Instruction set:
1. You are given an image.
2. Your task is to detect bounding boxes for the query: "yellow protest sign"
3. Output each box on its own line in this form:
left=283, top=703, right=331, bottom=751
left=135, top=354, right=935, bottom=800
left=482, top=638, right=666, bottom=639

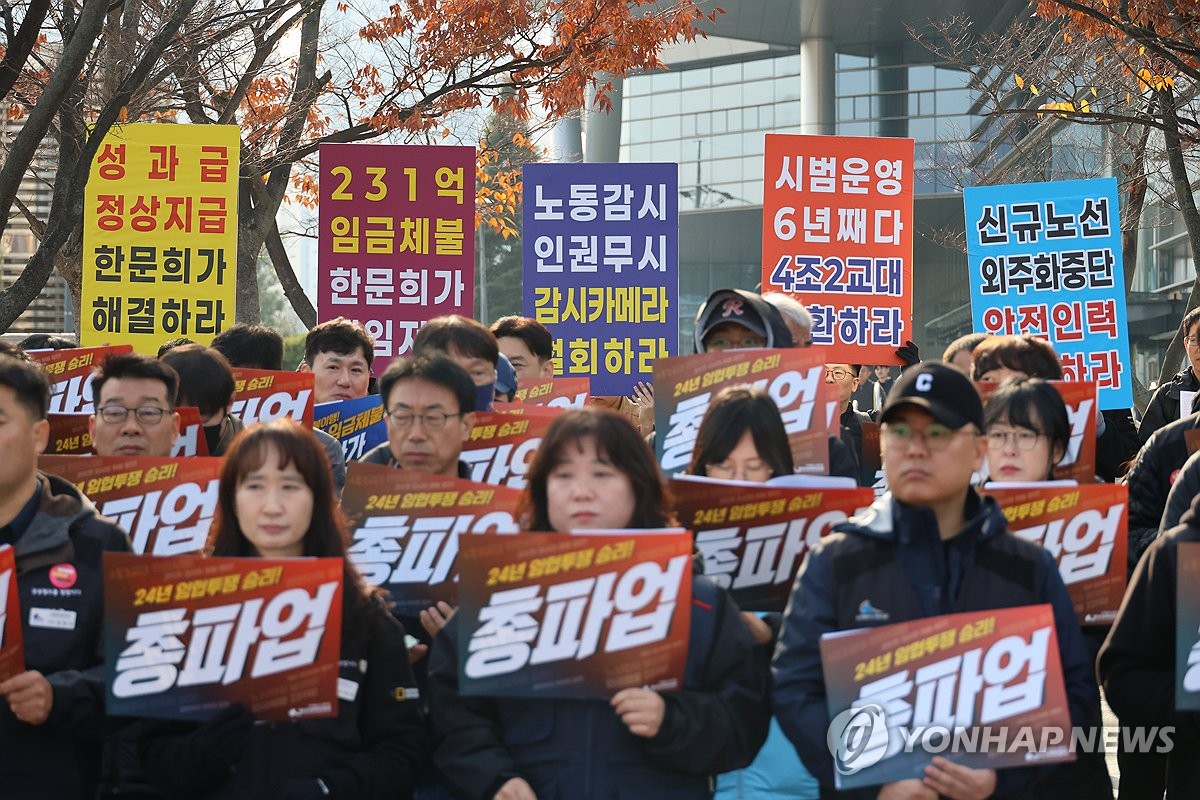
left=82, top=124, right=239, bottom=351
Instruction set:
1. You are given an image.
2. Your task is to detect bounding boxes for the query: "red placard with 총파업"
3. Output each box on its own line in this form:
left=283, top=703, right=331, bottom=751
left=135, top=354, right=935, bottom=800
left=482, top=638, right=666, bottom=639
left=41, top=455, right=222, bottom=556
left=672, top=477, right=873, bottom=611
left=230, top=369, right=315, bottom=428
left=460, top=409, right=563, bottom=490
left=986, top=483, right=1127, bottom=626
left=514, top=377, right=591, bottom=409
left=104, top=553, right=343, bottom=721
left=29, top=345, right=133, bottom=415
left=341, top=462, right=522, bottom=617
left=653, top=348, right=831, bottom=477
left=456, top=530, right=692, bottom=699
left=820, top=605, right=1074, bottom=789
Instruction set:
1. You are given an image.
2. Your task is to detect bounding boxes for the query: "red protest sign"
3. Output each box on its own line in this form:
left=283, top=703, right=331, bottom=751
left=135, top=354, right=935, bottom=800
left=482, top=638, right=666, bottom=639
left=457, top=530, right=692, bottom=698
left=231, top=369, right=314, bottom=427
left=986, top=483, right=1127, bottom=626
left=45, top=407, right=210, bottom=457
left=762, top=134, right=914, bottom=365
left=0, top=545, right=23, bottom=683
left=40, top=456, right=222, bottom=556
left=671, top=477, right=873, bottom=611
left=461, top=410, right=561, bottom=489
left=653, top=349, right=830, bottom=476
left=29, top=345, right=133, bottom=414
left=820, top=605, right=1074, bottom=789
left=104, top=553, right=343, bottom=721
left=341, top=463, right=522, bottom=617
left=514, top=377, right=591, bottom=409
left=46, top=414, right=95, bottom=456
left=977, top=380, right=1097, bottom=482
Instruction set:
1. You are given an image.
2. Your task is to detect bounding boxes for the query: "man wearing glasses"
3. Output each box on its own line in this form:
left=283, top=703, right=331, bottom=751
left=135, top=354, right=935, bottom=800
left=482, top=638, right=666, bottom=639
left=362, top=354, right=475, bottom=479
left=824, top=363, right=873, bottom=484
left=1139, top=306, right=1200, bottom=443
left=89, top=353, right=181, bottom=457
left=773, top=362, right=1099, bottom=799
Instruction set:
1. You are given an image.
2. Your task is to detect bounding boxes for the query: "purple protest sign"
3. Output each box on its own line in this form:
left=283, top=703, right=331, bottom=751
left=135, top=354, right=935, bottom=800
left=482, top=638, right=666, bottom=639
left=522, top=163, right=678, bottom=396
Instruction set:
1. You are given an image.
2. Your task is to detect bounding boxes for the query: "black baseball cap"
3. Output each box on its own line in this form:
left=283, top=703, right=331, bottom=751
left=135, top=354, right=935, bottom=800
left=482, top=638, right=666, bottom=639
left=696, top=289, right=768, bottom=343
left=880, top=361, right=983, bottom=431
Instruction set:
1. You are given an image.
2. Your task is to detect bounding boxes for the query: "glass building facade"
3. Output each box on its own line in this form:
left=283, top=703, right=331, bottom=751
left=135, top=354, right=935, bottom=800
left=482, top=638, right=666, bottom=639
left=620, top=52, right=802, bottom=211
left=608, top=2, right=1186, bottom=389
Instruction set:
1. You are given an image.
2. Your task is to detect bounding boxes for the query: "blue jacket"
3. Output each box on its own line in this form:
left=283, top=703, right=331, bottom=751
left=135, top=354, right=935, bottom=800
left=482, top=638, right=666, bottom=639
left=714, top=717, right=818, bottom=800
left=771, top=490, right=1099, bottom=799
left=428, top=577, right=770, bottom=800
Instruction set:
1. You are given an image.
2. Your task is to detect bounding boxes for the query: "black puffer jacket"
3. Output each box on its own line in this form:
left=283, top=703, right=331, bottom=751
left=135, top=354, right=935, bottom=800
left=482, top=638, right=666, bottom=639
left=1099, top=506, right=1200, bottom=799
left=1139, top=367, right=1200, bottom=445
left=1, top=474, right=132, bottom=800
left=772, top=491, right=1102, bottom=798
left=1122, top=412, right=1200, bottom=573
left=428, top=577, right=770, bottom=800
left=140, top=596, right=428, bottom=800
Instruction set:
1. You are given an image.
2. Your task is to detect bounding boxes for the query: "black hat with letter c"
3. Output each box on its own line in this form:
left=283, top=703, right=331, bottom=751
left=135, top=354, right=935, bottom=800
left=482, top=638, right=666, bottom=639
left=879, top=361, right=983, bottom=431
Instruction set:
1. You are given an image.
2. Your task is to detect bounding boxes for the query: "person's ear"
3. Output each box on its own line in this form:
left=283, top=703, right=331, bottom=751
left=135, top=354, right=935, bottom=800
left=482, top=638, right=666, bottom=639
left=460, top=412, right=476, bottom=442
left=971, top=430, right=988, bottom=471
left=32, top=418, right=49, bottom=455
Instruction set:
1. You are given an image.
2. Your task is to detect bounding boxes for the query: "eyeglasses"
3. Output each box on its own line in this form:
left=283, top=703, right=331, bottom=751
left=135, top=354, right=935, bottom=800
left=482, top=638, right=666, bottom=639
left=386, top=409, right=463, bottom=431
left=1186, top=336, right=1200, bottom=350
left=97, top=405, right=169, bottom=425
left=704, top=462, right=774, bottom=481
left=825, top=368, right=853, bottom=381
left=881, top=422, right=976, bottom=451
left=985, top=429, right=1044, bottom=451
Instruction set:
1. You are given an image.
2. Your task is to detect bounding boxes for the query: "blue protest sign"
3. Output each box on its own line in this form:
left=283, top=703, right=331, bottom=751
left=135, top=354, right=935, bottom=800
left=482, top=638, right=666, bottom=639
left=522, top=163, right=678, bottom=396
left=964, top=177, right=1131, bottom=408
left=314, top=395, right=388, bottom=462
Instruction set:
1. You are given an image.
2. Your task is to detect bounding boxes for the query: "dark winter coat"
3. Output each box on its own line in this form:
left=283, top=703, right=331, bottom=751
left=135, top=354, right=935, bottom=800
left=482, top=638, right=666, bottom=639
left=140, top=595, right=427, bottom=800
left=1138, top=367, right=1200, bottom=445
left=428, top=577, right=771, bottom=800
left=771, top=491, right=1101, bottom=799
left=1122, top=412, right=1200, bottom=573
left=1, top=474, right=133, bottom=800
left=1099, top=500, right=1200, bottom=799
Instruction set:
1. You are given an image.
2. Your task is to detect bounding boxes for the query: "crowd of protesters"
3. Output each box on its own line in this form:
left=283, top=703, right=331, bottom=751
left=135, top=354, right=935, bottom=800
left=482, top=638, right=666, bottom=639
left=0, top=285, right=1197, bottom=800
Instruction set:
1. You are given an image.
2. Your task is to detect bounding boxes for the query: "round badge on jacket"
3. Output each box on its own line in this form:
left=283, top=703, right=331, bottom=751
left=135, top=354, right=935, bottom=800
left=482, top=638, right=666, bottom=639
left=49, top=563, right=78, bottom=589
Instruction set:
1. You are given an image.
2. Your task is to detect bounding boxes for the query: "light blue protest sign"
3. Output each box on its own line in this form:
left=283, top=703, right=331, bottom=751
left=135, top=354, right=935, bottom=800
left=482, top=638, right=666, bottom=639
left=522, top=163, right=678, bottom=396
left=314, top=395, right=388, bottom=462
left=964, top=177, right=1130, bottom=408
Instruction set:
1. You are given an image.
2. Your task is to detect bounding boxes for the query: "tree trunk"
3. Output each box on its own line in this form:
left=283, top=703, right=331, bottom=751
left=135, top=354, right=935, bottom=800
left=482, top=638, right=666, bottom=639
left=235, top=0, right=325, bottom=325
left=235, top=180, right=262, bottom=324
left=265, top=218, right=315, bottom=328
left=1123, top=124, right=1150, bottom=296
left=1156, top=88, right=1200, bottom=388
